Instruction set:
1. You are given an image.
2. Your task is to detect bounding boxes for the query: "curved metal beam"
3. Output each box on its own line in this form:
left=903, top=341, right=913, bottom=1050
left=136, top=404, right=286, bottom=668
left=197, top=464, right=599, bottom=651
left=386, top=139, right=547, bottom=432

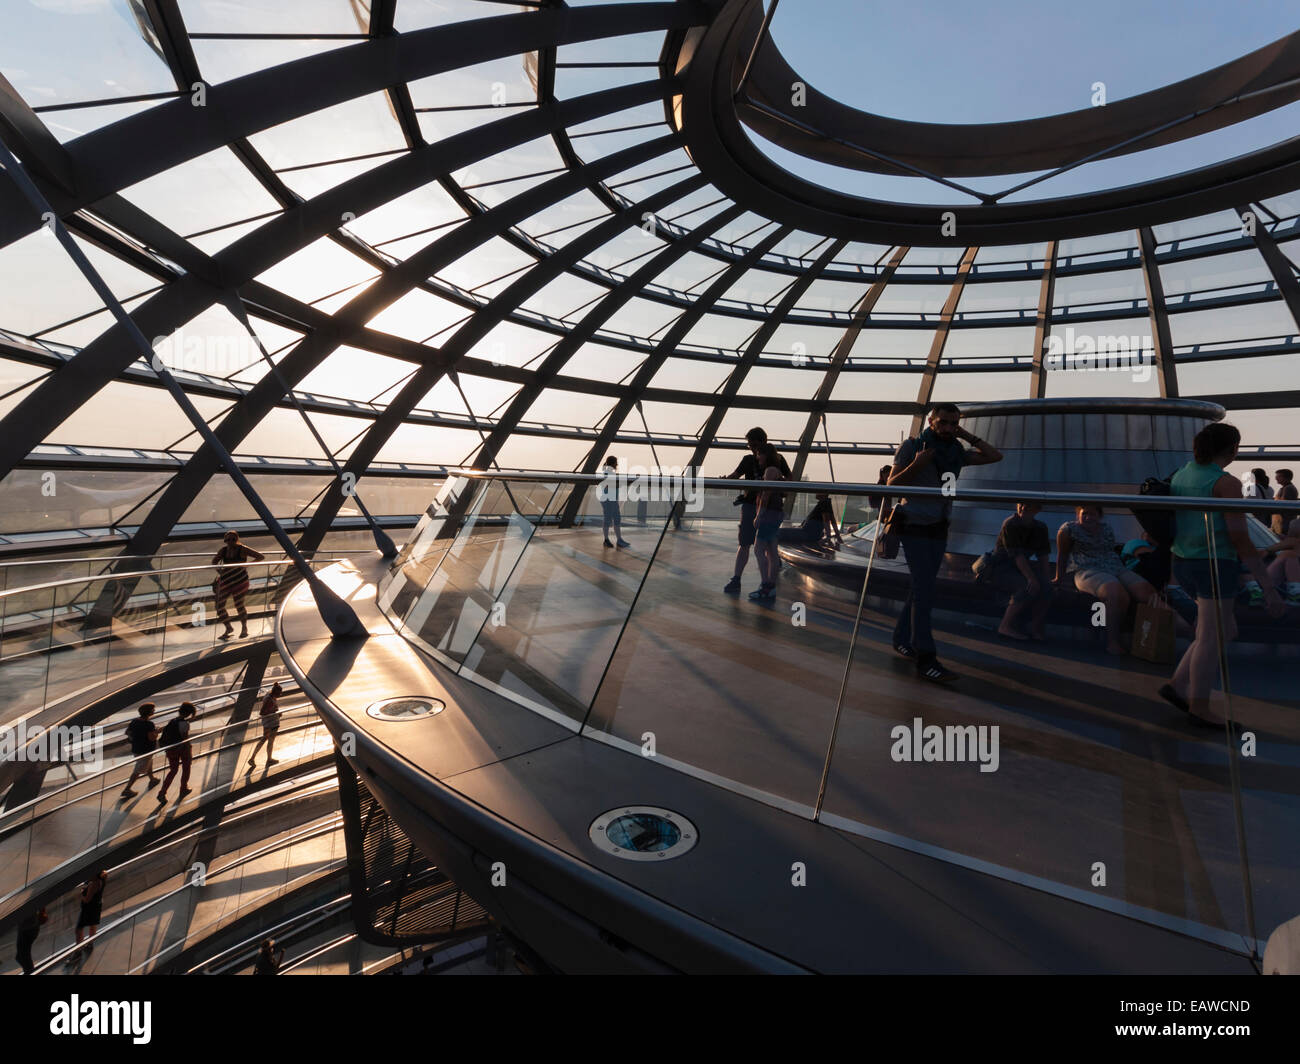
left=683, top=236, right=848, bottom=471
left=294, top=173, right=712, bottom=555
left=0, top=3, right=707, bottom=246
left=0, top=81, right=672, bottom=480
left=122, top=135, right=686, bottom=558
left=556, top=221, right=794, bottom=525
left=674, top=0, right=1300, bottom=244
left=789, top=244, right=908, bottom=480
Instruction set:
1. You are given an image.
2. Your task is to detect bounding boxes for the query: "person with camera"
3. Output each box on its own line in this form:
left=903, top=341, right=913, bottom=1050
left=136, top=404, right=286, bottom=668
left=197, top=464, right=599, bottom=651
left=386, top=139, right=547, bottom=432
left=887, top=403, right=1002, bottom=683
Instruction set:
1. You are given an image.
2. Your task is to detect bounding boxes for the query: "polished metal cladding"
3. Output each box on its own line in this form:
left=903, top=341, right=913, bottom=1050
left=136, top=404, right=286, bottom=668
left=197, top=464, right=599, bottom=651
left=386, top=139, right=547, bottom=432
left=942, top=397, right=1225, bottom=559
left=834, top=396, right=1260, bottom=572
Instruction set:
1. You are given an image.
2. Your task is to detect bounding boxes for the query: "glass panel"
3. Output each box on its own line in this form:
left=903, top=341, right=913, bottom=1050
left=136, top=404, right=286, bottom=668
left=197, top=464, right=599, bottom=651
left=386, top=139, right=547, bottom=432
left=582, top=484, right=866, bottom=815
left=389, top=479, right=549, bottom=668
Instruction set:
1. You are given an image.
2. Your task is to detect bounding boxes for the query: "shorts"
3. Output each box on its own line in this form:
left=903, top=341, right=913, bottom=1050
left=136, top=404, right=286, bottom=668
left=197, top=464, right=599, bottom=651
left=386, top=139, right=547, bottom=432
left=737, top=503, right=757, bottom=547
left=991, top=565, right=1052, bottom=605
left=1172, top=557, right=1241, bottom=601
left=755, top=511, right=783, bottom=544
left=599, top=500, right=620, bottom=518
left=1073, top=567, right=1149, bottom=597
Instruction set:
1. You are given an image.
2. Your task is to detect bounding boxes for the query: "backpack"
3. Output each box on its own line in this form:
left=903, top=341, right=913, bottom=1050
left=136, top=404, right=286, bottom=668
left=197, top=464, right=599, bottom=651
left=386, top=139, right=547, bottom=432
left=160, top=718, right=187, bottom=746
left=1134, top=475, right=1176, bottom=547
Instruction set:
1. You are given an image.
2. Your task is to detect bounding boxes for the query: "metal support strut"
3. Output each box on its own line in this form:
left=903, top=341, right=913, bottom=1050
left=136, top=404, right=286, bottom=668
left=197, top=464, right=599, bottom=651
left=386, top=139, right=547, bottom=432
left=0, top=139, right=365, bottom=638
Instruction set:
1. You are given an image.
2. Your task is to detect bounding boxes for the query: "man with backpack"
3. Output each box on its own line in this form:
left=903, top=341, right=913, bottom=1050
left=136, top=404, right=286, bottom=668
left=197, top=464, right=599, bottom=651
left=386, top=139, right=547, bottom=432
left=156, top=702, right=197, bottom=805
left=887, top=403, right=1002, bottom=683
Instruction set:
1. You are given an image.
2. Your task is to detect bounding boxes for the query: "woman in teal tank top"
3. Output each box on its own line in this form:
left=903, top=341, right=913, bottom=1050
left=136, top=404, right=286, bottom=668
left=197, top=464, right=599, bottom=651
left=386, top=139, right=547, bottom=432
left=1159, top=423, right=1284, bottom=728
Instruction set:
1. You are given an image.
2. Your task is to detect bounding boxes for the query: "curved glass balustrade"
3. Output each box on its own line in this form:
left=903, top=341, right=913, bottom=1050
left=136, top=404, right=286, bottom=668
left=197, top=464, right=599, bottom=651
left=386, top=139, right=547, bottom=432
left=0, top=552, right=364, bottom=726
left=377, top=467, right=1300, bottom=959
left=0, top=695, right=335, bottom=911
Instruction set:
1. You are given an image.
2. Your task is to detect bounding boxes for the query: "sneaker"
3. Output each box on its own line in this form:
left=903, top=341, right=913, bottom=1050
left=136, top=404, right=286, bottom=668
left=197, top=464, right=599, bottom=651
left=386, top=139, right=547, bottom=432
left=156, top=792, right=168, bottom=804
left=119, top=789, right=136, bottom=799
left=177, top=787, right=192, bottom=799
left=1285, top=586, right=1300, bottom=605
left=266, top=758, right=279, bottom=766
left=1247, top=585, right=1264, bottom=606
left=1157, top=683, right=1190, bottom=714
left=218, top=629, right=233, bottom=641
left=723, top=577, right=742, bottom=594
left=892, top=643, right=916, bottom=660
left=917, top=659, right=959, bottom=684
left=603, top=538, right=613, bottom=548
left=616, top=539, right=630, bottom=548
left=748, top=584, right=775, bottom=601
left=146, top=778, right=160, bottom=790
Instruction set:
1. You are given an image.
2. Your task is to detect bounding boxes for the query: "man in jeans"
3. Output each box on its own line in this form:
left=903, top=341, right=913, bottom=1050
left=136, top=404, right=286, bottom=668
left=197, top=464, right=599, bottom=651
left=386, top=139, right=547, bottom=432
left=888, top=403, right=1003, bottom=682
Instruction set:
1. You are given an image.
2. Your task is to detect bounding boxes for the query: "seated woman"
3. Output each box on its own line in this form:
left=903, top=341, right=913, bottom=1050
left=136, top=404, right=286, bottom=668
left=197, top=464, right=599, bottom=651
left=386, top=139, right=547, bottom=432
left=778, top=493, right=841, bottom=548
left=1055, top=504, right=1157, bottom=655
left=992, top=501, right=1053, bottom=641
left=1264, top=516, right=1300, bottom=604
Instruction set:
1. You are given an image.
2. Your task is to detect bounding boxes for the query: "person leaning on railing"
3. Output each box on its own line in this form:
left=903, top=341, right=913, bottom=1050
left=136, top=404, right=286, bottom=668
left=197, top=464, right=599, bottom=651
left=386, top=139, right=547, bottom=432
left=212, top=531, right=265, bottom=641
left=1158, top=422, right=1285, bottom=729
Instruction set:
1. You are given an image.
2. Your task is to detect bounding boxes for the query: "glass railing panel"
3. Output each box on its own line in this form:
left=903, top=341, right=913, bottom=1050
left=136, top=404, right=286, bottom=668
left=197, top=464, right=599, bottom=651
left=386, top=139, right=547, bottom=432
left=1202, top=509, right=1298, bottom=958
left=392, top=480, right=553, bottom=669
left=459, top=479, right=677, bottom=728
left=816, top=494, right=1277, bottom=953
left=582, top=484, right=870, bottom=816
left=0, top=585, right=55, bottom=723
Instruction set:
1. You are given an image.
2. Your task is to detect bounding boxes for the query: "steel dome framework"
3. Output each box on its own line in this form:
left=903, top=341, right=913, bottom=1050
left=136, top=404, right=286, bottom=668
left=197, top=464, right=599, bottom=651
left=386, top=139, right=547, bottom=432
left=0, top=0, right=1299, bottom=555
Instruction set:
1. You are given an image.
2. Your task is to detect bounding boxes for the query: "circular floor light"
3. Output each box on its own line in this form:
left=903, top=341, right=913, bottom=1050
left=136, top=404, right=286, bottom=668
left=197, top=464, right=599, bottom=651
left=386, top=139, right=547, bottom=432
left=366, top=696, right=445, bottom=721
left=589, top=806, right=698, bottom=862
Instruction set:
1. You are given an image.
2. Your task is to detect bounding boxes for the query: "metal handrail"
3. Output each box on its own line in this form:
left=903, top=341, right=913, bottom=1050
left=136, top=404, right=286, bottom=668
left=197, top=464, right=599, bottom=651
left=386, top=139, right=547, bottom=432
left=0, top=556, right=333, bottom=602
left=31, top=814, right=345, bottom=974
left=443, top=467, right=1300, bottom=516
left=0, top=714, right=335, bottom=910
left=0, top=548, right=374, bottom=572
left=0, top=696, right=314, bottom=824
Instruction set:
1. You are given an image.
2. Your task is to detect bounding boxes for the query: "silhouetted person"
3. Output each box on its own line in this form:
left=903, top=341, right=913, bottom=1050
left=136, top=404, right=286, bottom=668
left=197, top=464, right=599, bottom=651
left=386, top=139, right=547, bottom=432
left=1244, top=467, right=1274, bottom=524
left=1264, top=516, right=1300, bottom=604
left=213, top=531, right=265, bottom=640
left=1056, top=504, right=1158, bottom=656
left=156, top=702, right=197, bottom=804
left=888, top=403, right=1003, bottom=683
left=255, top=938, right=285, bottom=975
left=779, top=492, right=840, bottom=547
left=1160, top=423, right=1284, bottom=727
left=1273, top=468, right=1298, bottom=535
left=248, top=684, right=283, bottom=769
left=120, top=701, right=160, bottom=798
left=722, top=427, right=791, bottom=594
left=73, top=870, right=107, bottom=956
left=993, top=502, right=1053, bottom=641
left=598, top=456, right=629, bottom=548
left=16, top=905, right=47, bottom=974
left=750, top=449, right=787, bottom=601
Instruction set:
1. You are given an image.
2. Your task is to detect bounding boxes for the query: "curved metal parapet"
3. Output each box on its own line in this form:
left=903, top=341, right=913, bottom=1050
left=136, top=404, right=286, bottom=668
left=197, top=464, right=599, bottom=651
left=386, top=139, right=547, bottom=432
left=279, top=552, right=1267, bottom=973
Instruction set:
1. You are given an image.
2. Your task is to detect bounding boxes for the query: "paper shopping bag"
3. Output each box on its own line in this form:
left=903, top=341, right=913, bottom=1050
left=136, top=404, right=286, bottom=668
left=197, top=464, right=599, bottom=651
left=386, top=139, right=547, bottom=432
left=1132, top=598, right=1176, bottom=663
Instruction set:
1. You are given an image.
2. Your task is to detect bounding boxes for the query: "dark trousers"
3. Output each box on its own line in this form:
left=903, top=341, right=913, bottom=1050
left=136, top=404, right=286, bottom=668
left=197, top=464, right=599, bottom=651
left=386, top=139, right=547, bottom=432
left=17, top=928, right=38, bottom=974
left=892, top=528, right=948, bottom=657
left=160, top=744, right=192, bottom=795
